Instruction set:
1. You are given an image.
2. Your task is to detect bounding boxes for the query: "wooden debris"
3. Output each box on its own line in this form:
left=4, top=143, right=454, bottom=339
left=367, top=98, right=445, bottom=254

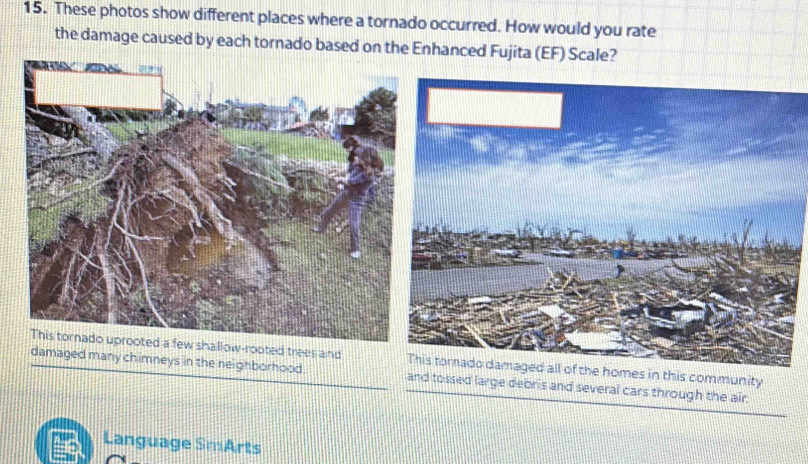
left=410, top=258, right=797, bottom=366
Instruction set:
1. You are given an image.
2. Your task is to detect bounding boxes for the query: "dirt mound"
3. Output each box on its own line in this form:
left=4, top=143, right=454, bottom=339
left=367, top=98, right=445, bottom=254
left=30, top=119, right=272, bottom=326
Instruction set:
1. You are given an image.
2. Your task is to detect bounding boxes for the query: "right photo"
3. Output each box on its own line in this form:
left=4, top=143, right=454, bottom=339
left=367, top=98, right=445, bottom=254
left=408, top=78, right=808, bottom=366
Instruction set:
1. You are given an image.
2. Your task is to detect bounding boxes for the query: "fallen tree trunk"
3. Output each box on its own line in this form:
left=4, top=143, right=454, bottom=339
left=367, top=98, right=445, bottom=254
left=61, top=106, right=120, bottom=162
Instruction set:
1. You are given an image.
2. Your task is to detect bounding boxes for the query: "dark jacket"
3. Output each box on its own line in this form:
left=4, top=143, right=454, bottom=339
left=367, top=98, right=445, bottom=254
left=345, top=162, right=373, bottom=204
left=346, top=162, right=371, bottom=186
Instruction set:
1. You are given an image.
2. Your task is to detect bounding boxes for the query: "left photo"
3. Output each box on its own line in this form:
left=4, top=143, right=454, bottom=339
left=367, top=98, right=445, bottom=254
left=25, top=60, right=396, bottom=341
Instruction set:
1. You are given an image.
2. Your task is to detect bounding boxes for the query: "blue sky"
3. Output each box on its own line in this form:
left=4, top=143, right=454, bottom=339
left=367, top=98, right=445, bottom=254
left=414, top=79, right=808, bottom=244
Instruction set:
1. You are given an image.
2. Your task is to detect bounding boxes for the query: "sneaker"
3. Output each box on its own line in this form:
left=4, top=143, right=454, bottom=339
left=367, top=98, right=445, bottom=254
left=311, top=226, right=321, bottom=233
left=349, top=251, right=361, bottom=259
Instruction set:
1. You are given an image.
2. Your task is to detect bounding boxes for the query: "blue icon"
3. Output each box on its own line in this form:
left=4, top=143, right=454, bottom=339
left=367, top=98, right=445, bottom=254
left=35, top=418, right=93, bottom=464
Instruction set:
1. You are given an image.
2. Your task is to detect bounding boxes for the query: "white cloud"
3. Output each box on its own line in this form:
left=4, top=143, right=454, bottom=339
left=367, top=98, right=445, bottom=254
left=462, top=133, right=535, bottom=160
left=587, top=142, right=619, bottom=153
left=723, top=146, right=748, bottom=156
left=469, top=134, right=494, bottom=153
left=414, top=89, right=808, bottom=240
left=659, top=91, right=808, bottom=161
left=424, top=125, right=461, bottom=140
left=505, top=146, right=527, bottom=160
left=631, top=134, right=658, bottom=146
left=414, top=154, right=808, bottom=240
left=527, top=142, right=547, bottom=153
left=563, top=141, right=592, bottom=151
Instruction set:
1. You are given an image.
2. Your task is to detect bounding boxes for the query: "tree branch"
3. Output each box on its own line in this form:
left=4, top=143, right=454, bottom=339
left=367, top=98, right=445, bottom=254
left=26, top=107, right=75, bottom=124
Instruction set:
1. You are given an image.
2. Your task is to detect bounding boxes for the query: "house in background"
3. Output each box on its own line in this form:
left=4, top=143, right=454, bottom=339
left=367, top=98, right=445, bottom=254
left=262, top=105, right=300, bottom=130
left=209, top=101, right=300, bottom=131
left=205, top=101, right=362, bottom=139
left=331, top=107, right=356, bottom=139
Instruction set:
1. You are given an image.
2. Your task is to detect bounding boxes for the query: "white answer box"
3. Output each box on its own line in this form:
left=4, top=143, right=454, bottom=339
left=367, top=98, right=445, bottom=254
left=35, top=70, right=163, bottom=111
left=427, top=87, right=564, bottom=129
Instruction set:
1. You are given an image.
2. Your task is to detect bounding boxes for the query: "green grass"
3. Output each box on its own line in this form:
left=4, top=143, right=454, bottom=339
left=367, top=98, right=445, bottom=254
left=256, top=203, right=392, bottom=341
left=105, top=121, right=394, bottom=166
left=223, top=128, right=395, bottom=165
left=104, top=120, right=175, bottom=142
left=28, top=179, right=109, bottom=249
left=182, top=206, right=393, bottom=340
left=196, top=298, right=250, bottom=332
left=166, top=200, right=391, bottom=340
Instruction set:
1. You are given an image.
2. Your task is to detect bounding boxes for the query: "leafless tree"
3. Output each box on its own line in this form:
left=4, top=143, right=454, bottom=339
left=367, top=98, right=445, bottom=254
left=625, top=226, right=636, bottom=250
left=732, top=219, right=753, bottom=267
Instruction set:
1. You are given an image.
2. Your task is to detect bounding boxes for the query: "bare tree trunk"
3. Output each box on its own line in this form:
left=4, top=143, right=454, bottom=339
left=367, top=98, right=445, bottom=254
left=61, top=106, right=120, bottom=161
left=734, top=219, right=753, bottom=267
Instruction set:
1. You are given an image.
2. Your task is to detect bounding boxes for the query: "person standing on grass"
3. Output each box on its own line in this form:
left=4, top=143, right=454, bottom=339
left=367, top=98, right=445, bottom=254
left=312, top=136, right=383, bottom=259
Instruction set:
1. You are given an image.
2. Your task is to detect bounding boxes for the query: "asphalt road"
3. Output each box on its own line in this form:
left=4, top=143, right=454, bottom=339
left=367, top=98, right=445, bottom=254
left=409, top=253, right=709, bottom=302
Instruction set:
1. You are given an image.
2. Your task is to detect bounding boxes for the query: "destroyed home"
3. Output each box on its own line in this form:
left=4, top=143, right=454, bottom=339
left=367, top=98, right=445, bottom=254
left=409, top=228, right=738, bottom=270
left=409, top=254, right=798, bottom=366
left=409, top=79, right=807, bottom=366
left=409, top=225, right=801, bottom=365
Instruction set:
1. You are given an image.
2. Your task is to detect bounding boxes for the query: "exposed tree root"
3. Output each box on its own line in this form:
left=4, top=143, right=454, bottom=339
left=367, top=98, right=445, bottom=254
left=29, top=119, right=255, bottom=327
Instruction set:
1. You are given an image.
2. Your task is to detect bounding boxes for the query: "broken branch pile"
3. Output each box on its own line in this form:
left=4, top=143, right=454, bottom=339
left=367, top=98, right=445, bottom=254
left=230, top=145, right=394, bottom=218
left=410, top=256, right=797, bottom=366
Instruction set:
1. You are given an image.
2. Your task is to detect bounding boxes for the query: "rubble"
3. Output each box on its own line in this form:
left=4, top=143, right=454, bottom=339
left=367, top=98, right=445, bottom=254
left=410, top=228, right=712, bottom=270
left=410, top=226, right=801, bottom=274
left=284, top=121, right=333, bottom=138
left=534, top=304, right=568, bottom=320
left=409, top=255, right=798, bottom=366
left=564, top=332, right=624, bottom=351
left=468, top=296, right=493, bottom=305
left=639, top=301, right=711, bottom=334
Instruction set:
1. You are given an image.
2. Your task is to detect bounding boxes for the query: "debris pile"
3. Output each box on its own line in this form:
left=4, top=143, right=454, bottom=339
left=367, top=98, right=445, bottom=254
left=409, top=228, right=709, bottom=270
left=231, top=146, right=394, bottom=218
left=409, top=256, right=797, bottom=365
left=284, top=121, right=333, bottom=138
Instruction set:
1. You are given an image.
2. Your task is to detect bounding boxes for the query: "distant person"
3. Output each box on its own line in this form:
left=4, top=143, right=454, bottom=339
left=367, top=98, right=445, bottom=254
left=616, top=264, right=626, bottom=278
left=312, top=136, right=384, bottom=259
left=201, top=102, right=216, bottom=124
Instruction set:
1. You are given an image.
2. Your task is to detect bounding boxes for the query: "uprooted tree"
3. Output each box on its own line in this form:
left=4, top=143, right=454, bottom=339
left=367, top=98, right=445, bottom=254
left=26, top=61, right=395, bottom=331
left=28, top=117, right=281, bottom=326
left=25, top=61, right=290, bottom=326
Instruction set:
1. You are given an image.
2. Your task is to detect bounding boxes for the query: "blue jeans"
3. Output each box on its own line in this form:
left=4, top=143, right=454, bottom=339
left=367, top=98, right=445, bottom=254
left=318, top=185, right=368, bottom=252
